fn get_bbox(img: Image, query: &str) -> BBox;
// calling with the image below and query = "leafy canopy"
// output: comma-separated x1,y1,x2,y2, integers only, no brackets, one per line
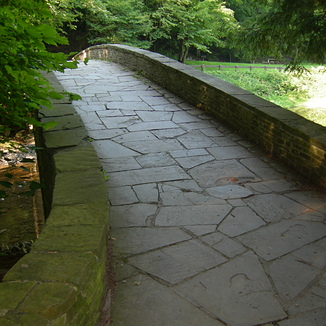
0,0,78,133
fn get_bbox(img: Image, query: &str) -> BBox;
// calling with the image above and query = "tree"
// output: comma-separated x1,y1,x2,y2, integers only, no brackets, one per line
0,0,78,134
236,0,326,70
149,0,237,62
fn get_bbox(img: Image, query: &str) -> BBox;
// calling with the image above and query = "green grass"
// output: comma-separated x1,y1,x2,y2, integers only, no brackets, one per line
186,61,326,126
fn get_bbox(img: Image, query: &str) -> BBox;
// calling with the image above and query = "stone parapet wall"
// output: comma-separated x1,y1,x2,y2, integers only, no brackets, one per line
77,44,326,188
0,73,110,325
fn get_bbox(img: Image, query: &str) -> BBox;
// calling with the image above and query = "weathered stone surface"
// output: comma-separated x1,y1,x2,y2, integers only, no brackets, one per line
278,309,326,326
110,204,157,228
218,206,266,237
189,159,257,187
206,185,253,199
46,202,108,226
19,283,77,319
43,128,87,148
244,194,308,223
52,169,108,206
54,144,101,172
111,227,191,256
237,220,326,261
111,275,223,326
175,251,286,326
133,183,159,203
107,166,191,187
200,232,247,258
156,204,232,226
4,252,98,287
109,186,138,205
92,140,139,158
32,225,106,256
208,146,254,159
0,282,36,316
268,254,320,300
129,240,227,284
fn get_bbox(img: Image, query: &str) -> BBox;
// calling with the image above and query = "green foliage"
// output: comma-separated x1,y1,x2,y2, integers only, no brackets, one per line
236,0,326,70
150,0,238,62
0,0,78,133
208,69,310,108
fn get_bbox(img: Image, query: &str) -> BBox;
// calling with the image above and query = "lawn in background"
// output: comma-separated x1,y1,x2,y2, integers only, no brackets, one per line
186,61,326,126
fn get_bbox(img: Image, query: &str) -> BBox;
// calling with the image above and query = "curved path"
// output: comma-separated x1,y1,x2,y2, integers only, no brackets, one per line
54,60,326,326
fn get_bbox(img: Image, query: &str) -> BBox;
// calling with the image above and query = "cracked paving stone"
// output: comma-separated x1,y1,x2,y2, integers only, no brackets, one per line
237,220,326,261
200,232,247,258
129,239,227,284
109,186,138,206
218,206,266,237
92,140,139,158
111,275,224,326
110,204,157,228
111,227,191,256
174,251,286,326
133,183,159,203
155,204,232,226
206,185,253,200
244,193,309,223
189,159,257,188
278,309,326,326
135,152,177,168
268,254,321,301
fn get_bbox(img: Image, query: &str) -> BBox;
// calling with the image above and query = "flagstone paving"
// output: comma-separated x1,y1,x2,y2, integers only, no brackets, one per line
54,60,326,326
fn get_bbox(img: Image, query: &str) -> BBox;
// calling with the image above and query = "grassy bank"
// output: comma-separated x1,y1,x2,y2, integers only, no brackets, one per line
186,61,326,126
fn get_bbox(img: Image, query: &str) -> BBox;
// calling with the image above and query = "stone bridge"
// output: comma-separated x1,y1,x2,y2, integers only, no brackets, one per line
0,45,325,325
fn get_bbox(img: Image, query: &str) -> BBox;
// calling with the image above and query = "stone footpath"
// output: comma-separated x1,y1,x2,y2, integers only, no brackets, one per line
54,60,326,326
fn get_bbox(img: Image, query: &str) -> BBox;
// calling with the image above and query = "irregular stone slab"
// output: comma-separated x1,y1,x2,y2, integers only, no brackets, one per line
200,232,247,258
107,166,191,187
162,180,202,192
123,139,184,154
288,286,326,315
136,110,173,121
129,240,227,284
172,111,203,123
244,194,309,223
175,154,214,169
101,156,141,173
170,148,210,158
105,101,152,110
208,146,254,160
110,204,157,228
218,206,266,237
135,152,177,168
177,130,216,149
184,225,217,236
189,160,257,188
140,95,171,106
100,116,141,129
278,309,326,326
92,140,139,158
152,128,186,139
133,183,159,203
112,130,157,143
111,227,191,256
127,120,179,131
285,191,326,215
159,184,225,206
292,240,326,269
206,185,253,200
237,220,326,261
109,186,138,205
111,275,224,326
156,204,232,226
268,254,320,300
87,128,127,140
240,157,284,180
175,251,286,326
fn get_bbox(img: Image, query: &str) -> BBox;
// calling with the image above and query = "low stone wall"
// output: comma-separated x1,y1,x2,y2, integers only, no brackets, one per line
0,73,110,325
76,44,326,188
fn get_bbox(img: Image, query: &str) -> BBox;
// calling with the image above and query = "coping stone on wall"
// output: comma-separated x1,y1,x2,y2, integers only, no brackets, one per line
0,72,110,326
